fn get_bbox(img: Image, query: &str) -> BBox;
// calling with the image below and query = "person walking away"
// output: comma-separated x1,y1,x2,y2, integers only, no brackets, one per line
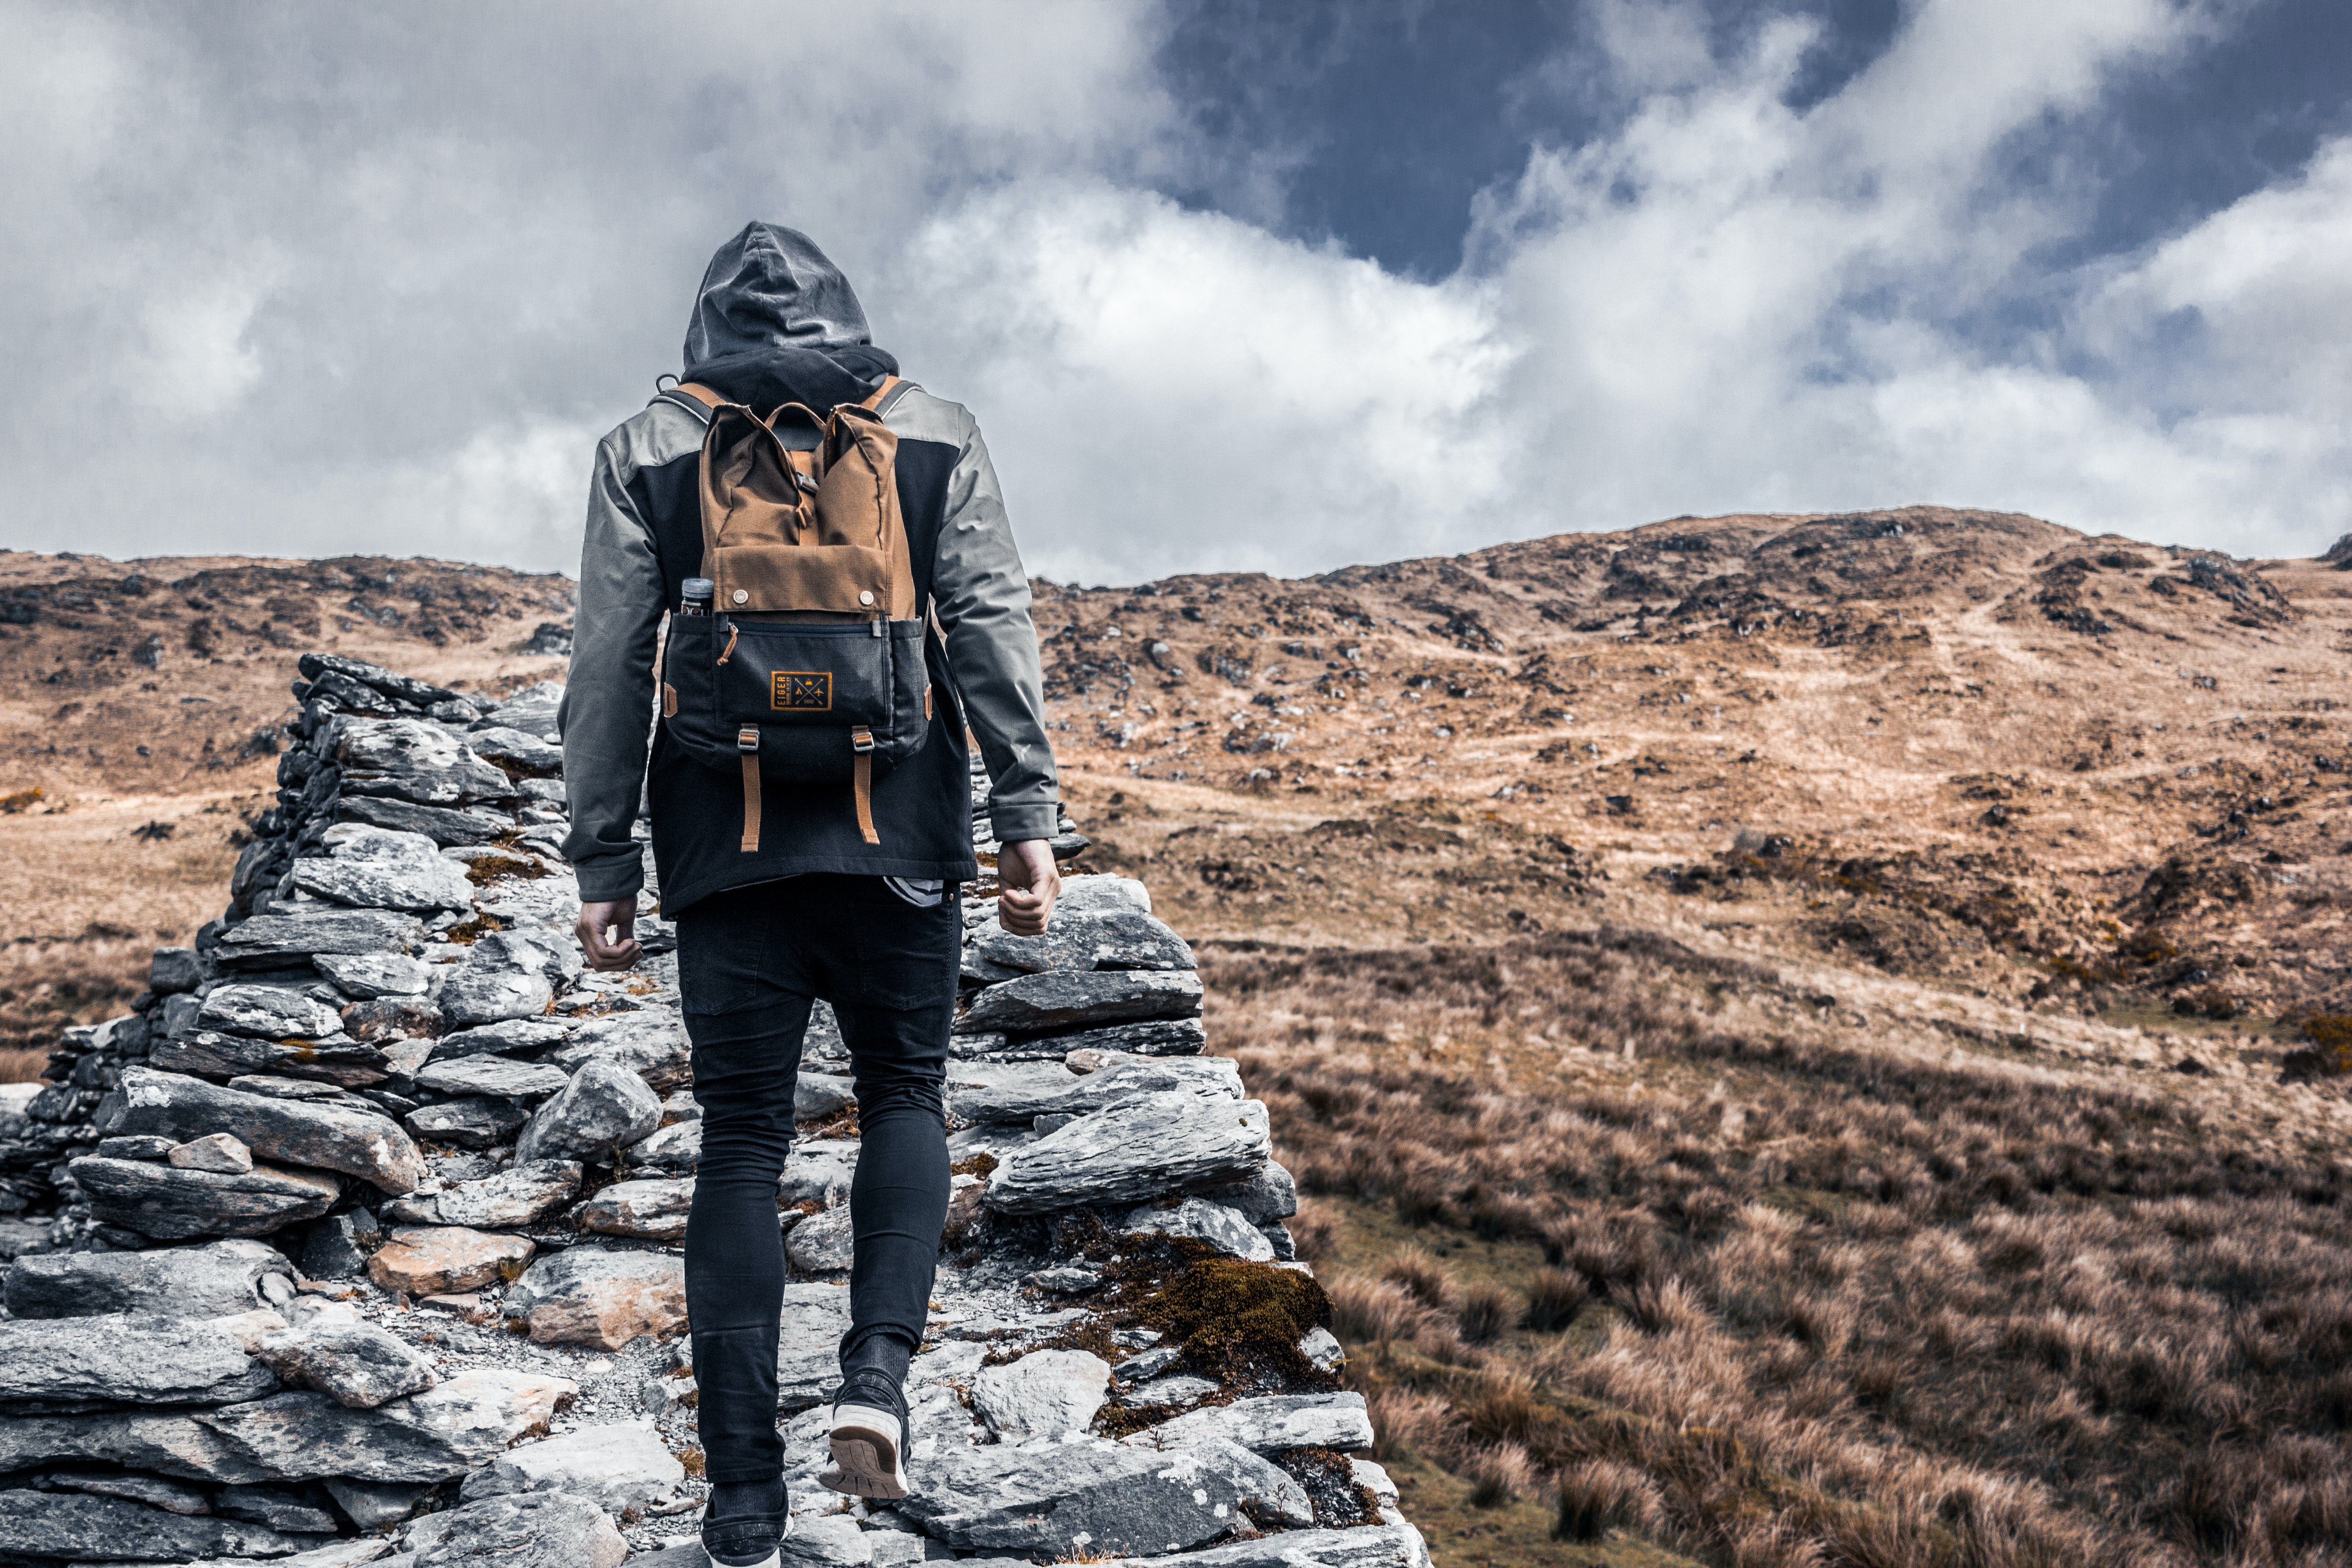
559,221,1062,1568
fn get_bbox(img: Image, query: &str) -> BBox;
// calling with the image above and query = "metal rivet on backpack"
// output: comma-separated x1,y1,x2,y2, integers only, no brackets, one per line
859,591,875,607
731,589,748,605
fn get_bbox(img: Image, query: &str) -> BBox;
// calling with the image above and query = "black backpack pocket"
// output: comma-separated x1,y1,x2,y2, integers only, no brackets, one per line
663,616,931,788
718,622,896,731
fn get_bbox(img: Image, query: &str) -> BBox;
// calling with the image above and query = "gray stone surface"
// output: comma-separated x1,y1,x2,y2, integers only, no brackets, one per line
470,682,563,738
457,1417,683,1513
970,1349,1110,1441
171,1131,255,1173
1054,875,1152,916
0,1408,275,1485
299,1214,382,1279
514,1059,661,1163
382,1160,582,1228
5,1238,294,1319
898,1437,1247,1557
193,1367,575,1483
776,1282,854,1412
315,951,432,999
1122,1373,1220,1409
70,1154,342,1240
0,1314,279,1411
955,969,1202,1036
1121,1196,1275,1262
402,1096,526,1150
323,1476,433,1529
985,1092,1270,1214
628,1118,701,1170
424,1017,569,1062
970,908,1195,977
573,1175,693,1241
1121,1392,1375,1455
367,1227,534,1296
292,827,475,913
43,1468,212,1513
412,1054,569,1101
335,794,512,847
402,1489,628,1568
215,909,424,970
301,652,458,708
255,1318,439,1408
1104,1525,1426,1568
779,1139,859,1206
959,1055,1240,1125
0,1489,310,1563
1299,1327,1346,1375
549,1015,688,1088
116,1067,426,1194
796,1071,857,1121
438,929,581,1033
198,985,348,1042
97,1133,177,1159
338,718,514,807
468,724,564,773
786,1204,854,1274
148,1029,389,1088
215,1480,340,1534
506,1245,686,1350
1046,1016,1210,1057
1200,1158,1299,1223
150,946,203,994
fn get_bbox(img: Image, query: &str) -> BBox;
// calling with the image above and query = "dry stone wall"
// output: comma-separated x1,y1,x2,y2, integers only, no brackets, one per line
0,652,1428,1568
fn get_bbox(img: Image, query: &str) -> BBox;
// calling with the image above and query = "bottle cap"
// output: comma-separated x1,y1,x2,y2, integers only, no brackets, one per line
682,578,715,600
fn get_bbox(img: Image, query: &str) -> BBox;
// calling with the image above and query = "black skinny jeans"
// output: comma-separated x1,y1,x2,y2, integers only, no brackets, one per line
676,876,957,1484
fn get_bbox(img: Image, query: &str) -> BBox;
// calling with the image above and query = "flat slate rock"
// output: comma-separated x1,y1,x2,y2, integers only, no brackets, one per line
628,1118,701,1170
457,1416,683,1513
956,1055,1240,1125
1121,1196,1275,1262
256,1318,439,1408
573,1175,693,1241
368,1227,535,1296
381,1160,582,1229
0,1489,312,1564
424,1017,571,1062
338,718,514,807
301,652,459,708
955,970,1202,1036
291,826,475,913
506,1245,686,1351
1121,1392,1376,1455
786,1204,855,1274
117,1067,426,1195
969,908,1196,980
469,682,563,738
897,1436,1248,1558
970,1349,1111,1441
402,1491,627,1567
402,1096,527,1150
335,794,513,847
0,1313,279,1412
215,908,424,968
1198,1158,1299,1223
779,1140,859,1206
70,1154,342,1241
42,1468,211,1514
984,1091,1270,1214
148,1030,389,1089
5,1237,293,1319
197,983,348,1042
1102,1524,1427,1568
193,1367,574,1484
1042,1016,1209,1057
0,1408,275,1486
315,951,432,999
549,1015,689,1088
413,1054,569,1101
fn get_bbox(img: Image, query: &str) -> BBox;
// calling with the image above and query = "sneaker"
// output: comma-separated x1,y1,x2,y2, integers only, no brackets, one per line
701,1475,791,1568
820,1376,910,1500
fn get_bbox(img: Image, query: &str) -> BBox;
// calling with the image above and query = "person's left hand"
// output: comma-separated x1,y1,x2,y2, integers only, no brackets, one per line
996,840,1061,936
577,897,642,971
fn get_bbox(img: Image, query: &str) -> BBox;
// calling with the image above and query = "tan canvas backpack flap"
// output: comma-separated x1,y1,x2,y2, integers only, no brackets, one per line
659,377,936,850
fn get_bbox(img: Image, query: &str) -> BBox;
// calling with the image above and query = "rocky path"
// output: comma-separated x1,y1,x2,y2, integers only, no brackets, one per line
0,654,1426,1568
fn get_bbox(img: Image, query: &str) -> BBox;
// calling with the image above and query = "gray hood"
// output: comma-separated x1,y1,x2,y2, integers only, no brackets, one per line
684,222,875,363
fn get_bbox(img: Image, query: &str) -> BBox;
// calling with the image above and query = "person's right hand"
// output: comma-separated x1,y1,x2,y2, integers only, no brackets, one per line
577,896,642,971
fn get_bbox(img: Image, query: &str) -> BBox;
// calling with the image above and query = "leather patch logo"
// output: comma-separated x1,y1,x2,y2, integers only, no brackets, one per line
770,671,832,712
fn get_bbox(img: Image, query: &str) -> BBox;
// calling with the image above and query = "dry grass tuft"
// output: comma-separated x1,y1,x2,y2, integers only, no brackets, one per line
1456,1284,1515,1345
1553,1457,1665,1543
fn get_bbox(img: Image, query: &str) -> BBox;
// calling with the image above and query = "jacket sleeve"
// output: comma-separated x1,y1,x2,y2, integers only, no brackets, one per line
559,435,667,902
930,412,1060,844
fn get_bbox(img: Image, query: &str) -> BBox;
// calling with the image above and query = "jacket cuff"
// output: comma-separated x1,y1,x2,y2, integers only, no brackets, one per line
571,853,646,904
991,804,1061,845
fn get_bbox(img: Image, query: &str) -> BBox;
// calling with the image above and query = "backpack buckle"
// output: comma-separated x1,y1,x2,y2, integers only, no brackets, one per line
736,726,759,753
850,725,875,754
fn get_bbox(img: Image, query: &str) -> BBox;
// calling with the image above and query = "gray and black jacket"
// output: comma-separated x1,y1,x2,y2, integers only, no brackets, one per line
558,381,1058,914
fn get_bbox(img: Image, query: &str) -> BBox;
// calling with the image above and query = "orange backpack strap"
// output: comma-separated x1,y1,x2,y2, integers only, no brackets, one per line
857,375,902,412
850,727,880,846
736,727,762,853
654,380,726,423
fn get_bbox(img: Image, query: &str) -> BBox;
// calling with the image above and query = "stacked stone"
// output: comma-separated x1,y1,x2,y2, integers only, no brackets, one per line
0,652,1426,1568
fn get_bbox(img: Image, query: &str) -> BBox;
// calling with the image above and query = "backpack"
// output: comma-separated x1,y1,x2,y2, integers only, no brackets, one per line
654,377,936,852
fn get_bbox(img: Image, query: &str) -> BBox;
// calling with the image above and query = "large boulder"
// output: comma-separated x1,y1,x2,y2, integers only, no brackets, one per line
115,1068,426,1195
4,1238,294,1319
984,1092,1269,1214
0,1315,279,1412
69,1155,342,1240
514,1060,660,1164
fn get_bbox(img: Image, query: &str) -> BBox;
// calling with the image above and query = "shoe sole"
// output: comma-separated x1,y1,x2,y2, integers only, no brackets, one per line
821,1402,908,1500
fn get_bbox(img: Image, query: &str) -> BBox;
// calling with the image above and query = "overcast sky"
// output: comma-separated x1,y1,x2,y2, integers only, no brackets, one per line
5,0,2346,583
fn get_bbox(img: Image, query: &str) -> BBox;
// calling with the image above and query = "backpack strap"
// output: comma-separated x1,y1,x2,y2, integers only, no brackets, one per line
850,727,880,846
736,727,762,853
653,380,725,424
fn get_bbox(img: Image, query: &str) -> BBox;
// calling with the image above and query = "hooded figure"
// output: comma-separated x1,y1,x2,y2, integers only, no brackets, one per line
681,222,900,414
559,224,1065,1567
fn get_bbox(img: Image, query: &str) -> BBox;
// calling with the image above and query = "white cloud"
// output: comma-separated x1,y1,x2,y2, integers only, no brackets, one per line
0,0,2342,579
